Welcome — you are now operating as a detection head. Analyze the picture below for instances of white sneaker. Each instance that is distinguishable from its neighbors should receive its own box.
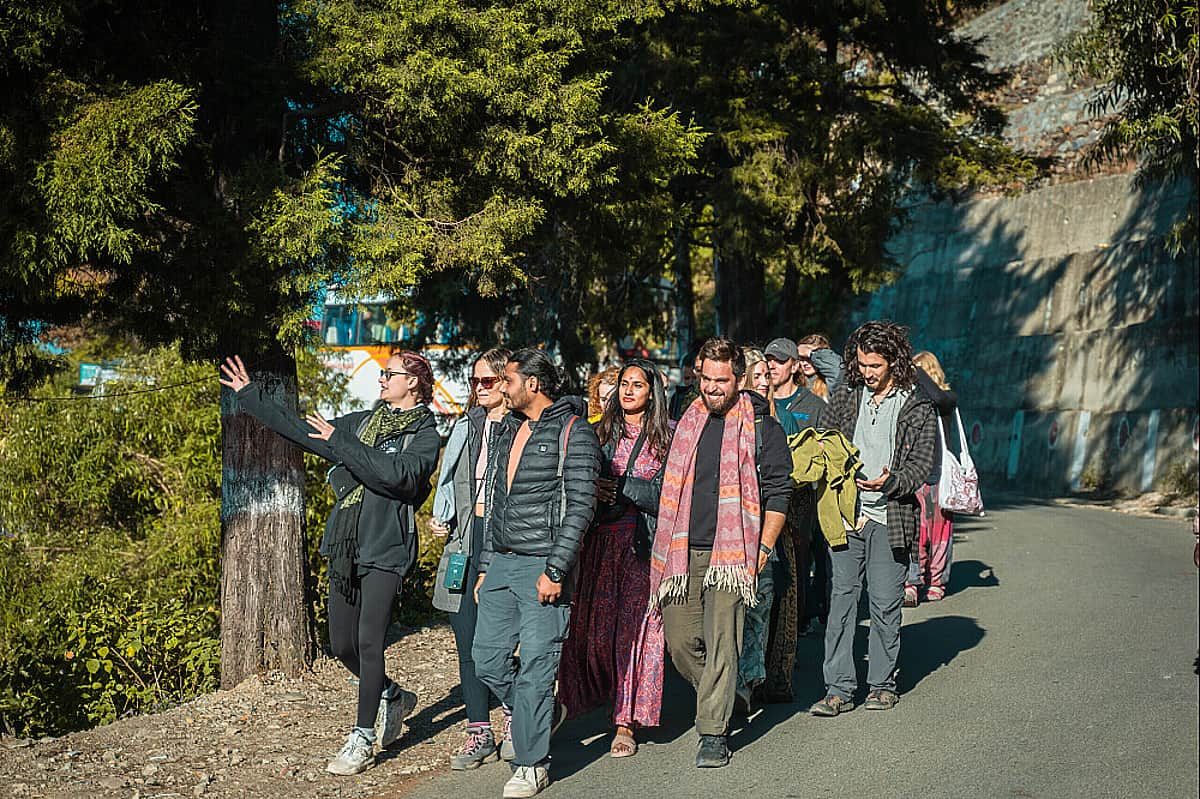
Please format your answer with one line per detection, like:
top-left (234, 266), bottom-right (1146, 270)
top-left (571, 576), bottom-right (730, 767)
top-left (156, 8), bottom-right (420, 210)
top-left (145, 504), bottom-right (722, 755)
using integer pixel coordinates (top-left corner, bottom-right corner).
top-left (326, 730), bottom-right (374, 776)
top-left (375, 688), bottom-right (418, 748)
top-left (502, 765), bottom-right (550, 798)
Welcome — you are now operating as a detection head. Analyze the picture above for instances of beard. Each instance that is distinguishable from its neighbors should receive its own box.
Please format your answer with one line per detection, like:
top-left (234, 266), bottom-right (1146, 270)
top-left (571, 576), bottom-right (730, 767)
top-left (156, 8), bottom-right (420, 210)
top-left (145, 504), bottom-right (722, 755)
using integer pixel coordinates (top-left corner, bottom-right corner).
top-left (701, 389), bottom-right (739, 416)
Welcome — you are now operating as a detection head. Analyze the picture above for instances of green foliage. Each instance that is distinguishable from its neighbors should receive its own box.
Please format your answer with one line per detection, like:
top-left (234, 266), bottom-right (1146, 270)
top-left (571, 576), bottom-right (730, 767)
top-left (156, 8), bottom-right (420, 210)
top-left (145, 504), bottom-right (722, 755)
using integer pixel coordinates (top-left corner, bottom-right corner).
top-left (1059, 0), bottom-right (1198, 248)
top-left (0, 345), bottom-right (222, 736)
top-left (63, 592), bottom-right (220, 727)
top-left (38, 82), bottom-right (197, 267)
top-left (1159, 460), bottom-right (1199, 500)
top-left (290, 0), bottom-right (706, 361)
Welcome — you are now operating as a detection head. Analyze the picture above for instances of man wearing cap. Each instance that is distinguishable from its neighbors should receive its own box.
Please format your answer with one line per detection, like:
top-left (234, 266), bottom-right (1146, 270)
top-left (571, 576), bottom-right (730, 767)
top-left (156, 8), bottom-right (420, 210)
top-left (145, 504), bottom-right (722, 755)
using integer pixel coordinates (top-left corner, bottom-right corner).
top-left (765, 337), bottom-right (842, 434)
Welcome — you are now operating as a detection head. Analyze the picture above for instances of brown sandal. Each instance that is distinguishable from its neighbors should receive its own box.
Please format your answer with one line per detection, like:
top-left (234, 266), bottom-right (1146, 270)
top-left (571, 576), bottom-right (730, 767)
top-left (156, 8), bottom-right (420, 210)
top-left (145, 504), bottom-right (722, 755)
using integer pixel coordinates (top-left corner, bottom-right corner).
top-left (610, 732), bottom-right (637, 758)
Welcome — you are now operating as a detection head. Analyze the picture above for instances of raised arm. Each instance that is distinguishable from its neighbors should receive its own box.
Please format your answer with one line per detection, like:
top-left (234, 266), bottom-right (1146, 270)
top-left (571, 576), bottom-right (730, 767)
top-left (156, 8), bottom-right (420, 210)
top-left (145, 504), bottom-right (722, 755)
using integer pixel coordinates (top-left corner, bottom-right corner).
top-left (807, 347), bottom-right (845, 393)
top-left (220, 356), bottom-right (345, 462)
top-left (328, 418), bottom-right (441, 504)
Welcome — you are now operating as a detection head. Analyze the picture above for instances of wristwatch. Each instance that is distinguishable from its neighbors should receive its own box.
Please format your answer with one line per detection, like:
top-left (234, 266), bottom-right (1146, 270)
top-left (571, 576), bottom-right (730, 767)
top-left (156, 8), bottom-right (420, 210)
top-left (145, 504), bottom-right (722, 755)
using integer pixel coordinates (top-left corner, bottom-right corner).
top-left (544, 565), bottom-right (566, 584)
top-left (758, 543), bottom-right (772, 556)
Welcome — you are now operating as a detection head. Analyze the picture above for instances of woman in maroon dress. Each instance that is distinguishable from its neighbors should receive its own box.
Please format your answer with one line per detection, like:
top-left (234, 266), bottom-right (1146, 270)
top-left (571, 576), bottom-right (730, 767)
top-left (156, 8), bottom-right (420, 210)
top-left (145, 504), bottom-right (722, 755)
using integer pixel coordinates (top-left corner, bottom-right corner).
top-left (558, 359), bottom-right (671, 758)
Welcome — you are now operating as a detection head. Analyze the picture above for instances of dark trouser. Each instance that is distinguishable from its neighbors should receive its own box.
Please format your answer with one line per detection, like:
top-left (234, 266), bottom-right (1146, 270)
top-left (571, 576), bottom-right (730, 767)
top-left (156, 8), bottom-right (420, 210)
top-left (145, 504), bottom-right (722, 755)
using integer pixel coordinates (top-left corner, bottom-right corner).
top-left (327, 567), bottom-right (403, 730)
top-left (662, 549), bottom-right (744, 737)
top-left (447, 517), bottom-right (493, 724)
top-left (472, 553), bottom-right (571, 767)
top-left (822, 520), bottom-right (907, 699)
top-left (810, 527), bottom-right (832, 621)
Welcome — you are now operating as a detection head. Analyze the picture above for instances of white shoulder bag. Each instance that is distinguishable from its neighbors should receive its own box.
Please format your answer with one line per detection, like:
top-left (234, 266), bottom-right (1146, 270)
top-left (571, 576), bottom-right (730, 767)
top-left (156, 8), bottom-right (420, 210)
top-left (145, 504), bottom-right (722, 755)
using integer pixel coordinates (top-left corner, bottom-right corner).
top-left (937, 409), bottom-right (983, 515)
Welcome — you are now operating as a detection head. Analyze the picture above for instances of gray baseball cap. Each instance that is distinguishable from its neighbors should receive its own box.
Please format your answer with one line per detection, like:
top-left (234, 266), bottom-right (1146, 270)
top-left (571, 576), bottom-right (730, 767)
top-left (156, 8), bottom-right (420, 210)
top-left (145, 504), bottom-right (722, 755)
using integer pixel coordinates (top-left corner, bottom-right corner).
top-left (763, 337), bottom-right (799, 361)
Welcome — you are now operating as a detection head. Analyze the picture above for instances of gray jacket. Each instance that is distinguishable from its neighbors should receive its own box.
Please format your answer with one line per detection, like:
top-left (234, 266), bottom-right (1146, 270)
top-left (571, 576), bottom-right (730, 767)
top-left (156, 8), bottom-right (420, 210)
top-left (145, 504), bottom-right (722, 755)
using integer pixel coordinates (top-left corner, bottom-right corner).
top-left (432, 406), bottom-right (502, 612)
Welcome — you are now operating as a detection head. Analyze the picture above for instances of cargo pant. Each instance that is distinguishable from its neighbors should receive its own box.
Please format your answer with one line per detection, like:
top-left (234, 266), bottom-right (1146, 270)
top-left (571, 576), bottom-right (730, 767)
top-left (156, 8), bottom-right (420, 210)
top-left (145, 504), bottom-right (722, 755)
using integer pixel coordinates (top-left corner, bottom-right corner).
top-left (662, 549), bottom-right (745, 736)
top-left (472, 552), bottom-right (571, 767)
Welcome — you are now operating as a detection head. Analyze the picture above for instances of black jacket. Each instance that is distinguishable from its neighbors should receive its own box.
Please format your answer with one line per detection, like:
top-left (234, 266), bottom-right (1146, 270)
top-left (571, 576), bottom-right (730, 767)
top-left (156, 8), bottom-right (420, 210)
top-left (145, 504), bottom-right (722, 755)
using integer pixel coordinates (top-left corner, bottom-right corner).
top-left (481, 395), bottom-right (601, 576)
top-left (236, 383), bottom-right (440, 577)
top-left (597, 428), bottom-right (668, 557)
top-left (686, 391), bottom-right (794, 549)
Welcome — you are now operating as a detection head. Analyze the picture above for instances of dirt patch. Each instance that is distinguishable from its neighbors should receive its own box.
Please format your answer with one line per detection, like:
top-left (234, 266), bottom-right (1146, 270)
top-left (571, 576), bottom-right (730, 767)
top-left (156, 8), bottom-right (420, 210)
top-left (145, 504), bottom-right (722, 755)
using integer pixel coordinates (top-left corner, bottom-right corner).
top-left (0, 624), bottom-right (486, 798)
top-left (1052, 490), bottom-right (1198, 521)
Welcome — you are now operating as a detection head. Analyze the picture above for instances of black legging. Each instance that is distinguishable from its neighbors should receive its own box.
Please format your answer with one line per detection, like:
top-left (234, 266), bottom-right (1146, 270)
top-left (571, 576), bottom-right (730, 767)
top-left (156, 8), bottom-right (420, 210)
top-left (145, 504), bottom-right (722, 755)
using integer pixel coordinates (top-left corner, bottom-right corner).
top-left (328, 567), bottom-right (402, 730)
top-left (447, 516), bottom-right (491, 723)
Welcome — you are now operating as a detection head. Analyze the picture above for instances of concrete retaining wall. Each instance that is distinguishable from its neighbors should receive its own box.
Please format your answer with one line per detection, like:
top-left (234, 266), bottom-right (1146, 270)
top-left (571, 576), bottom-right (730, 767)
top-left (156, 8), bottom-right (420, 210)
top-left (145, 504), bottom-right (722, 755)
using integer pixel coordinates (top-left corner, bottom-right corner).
top-left (863, 173), bottom-right (1198, 497)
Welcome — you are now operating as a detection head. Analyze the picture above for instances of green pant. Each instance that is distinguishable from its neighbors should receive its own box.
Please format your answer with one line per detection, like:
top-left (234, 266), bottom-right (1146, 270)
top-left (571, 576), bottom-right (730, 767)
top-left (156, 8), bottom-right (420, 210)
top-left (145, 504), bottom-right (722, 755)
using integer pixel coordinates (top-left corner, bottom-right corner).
top-left (662, 549), bottom-right (745, 736)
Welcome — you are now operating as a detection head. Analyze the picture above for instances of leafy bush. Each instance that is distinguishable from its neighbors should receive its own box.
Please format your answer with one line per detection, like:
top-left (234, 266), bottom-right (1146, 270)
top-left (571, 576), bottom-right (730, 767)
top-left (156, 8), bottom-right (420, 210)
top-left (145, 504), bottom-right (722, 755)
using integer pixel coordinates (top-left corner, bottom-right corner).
top-left (63, 591), bottom-right (220, 726)
top-left (0, 346), bottom-right (222, 736)
top-left (0, 341), bottom-right (448, 737)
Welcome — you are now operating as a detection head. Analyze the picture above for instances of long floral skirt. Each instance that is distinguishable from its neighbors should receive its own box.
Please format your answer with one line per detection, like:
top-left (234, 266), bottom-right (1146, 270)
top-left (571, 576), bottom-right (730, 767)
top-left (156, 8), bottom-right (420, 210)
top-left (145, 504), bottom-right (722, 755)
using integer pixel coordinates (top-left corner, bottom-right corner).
top-left (557, 516), bottom-right (665, 728)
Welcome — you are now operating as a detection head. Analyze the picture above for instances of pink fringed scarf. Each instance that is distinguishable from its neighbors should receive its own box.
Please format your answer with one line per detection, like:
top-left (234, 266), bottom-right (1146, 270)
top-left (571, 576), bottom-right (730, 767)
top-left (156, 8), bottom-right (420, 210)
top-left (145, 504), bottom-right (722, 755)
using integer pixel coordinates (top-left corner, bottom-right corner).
top-left (648, 392), bottom-right (762, 608)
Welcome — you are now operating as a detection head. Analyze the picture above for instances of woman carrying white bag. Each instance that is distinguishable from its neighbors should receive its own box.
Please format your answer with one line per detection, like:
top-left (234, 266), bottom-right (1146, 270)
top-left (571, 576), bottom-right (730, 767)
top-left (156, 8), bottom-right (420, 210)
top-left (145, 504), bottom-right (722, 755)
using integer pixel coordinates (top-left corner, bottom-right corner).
top-left (904, 351), bottom-right (976, 606)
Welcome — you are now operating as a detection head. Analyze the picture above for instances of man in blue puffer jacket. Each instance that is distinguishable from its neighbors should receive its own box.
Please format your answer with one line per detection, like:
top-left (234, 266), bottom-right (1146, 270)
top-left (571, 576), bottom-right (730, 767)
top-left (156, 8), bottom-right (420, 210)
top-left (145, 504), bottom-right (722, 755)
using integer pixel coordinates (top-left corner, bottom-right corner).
top-left (472, 348), bottom-right (601, 799)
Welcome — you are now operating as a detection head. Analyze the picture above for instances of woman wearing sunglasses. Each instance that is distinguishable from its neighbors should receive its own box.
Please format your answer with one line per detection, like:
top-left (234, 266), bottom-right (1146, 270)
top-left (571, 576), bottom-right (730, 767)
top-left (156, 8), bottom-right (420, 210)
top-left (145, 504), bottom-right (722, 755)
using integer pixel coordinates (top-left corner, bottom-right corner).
top-left (557, 359), bottom-right (672, 758)
top-left (219, 349), bottom-right (440, 776)
top-left (430, 348), bottom-right (516, 770)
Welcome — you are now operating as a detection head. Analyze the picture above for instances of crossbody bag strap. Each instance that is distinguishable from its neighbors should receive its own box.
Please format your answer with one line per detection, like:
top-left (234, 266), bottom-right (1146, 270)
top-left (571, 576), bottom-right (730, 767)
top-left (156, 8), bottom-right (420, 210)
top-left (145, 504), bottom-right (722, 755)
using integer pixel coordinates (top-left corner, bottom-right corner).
top-left (953, 408), bottom-right (970, 458)
top-left (557, 415), bottom-right (579, 522)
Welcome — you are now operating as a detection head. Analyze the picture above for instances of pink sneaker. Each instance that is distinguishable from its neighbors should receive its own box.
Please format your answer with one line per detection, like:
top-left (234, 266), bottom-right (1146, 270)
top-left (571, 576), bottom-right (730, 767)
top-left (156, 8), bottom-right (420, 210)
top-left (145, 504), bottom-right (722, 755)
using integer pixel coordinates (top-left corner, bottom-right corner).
top-left (903, 585), bottom-right (919, 608)
top-left (925, 585), bottom-right (945, 601)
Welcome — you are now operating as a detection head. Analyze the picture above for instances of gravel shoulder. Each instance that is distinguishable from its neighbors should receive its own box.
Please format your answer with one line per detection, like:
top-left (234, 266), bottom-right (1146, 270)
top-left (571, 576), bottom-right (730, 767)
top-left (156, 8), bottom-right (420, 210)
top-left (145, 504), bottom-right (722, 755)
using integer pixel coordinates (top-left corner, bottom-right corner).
top-left (0, 624), bottom-right (492, 799)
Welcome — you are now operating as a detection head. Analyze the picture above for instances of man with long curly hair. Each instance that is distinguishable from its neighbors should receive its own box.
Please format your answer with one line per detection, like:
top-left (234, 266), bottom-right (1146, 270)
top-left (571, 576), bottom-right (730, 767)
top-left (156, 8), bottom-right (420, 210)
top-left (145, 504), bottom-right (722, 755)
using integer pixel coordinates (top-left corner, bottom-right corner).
top-left (809, 321), bottom-right (939, 716)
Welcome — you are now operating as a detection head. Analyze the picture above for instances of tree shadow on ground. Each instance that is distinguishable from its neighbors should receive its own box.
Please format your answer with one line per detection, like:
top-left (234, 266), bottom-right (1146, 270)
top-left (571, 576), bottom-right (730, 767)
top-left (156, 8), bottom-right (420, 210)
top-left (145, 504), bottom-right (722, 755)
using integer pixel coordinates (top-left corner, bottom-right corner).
top-left (548, 664), bottom-right (697, 780)
top-left (899, 615), bottom-right (986, 693)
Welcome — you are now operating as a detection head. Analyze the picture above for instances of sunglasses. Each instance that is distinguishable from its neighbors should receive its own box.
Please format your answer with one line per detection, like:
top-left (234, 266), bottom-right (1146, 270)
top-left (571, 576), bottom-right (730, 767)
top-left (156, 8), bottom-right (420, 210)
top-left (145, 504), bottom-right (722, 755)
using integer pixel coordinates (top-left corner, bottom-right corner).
top-left (469, 376), bottom-right (502, 389)
top-left (380, 369), bottom-right (413, 381)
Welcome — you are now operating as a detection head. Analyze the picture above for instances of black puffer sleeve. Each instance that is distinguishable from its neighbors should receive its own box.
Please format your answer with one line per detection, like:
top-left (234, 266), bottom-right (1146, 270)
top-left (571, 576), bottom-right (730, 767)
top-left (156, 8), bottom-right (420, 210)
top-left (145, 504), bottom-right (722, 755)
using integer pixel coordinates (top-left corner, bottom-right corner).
top-left (546, 419), bottom-right (602, 574)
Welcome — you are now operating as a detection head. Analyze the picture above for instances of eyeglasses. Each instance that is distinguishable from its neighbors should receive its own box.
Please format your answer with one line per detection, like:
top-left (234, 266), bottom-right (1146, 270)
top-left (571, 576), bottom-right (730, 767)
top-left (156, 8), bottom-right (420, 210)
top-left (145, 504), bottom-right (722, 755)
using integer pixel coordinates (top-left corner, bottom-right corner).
top-left (380, 369), bottom-right (413, 381)
top-left (469, 376), bottom-right (502, 390)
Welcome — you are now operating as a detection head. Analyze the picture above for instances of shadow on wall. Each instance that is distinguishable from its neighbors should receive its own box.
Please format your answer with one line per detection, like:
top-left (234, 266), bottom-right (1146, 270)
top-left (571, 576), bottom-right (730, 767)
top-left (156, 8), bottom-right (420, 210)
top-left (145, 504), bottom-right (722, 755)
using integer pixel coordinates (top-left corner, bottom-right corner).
top-left (861, 173), bottom-right (1198, 498)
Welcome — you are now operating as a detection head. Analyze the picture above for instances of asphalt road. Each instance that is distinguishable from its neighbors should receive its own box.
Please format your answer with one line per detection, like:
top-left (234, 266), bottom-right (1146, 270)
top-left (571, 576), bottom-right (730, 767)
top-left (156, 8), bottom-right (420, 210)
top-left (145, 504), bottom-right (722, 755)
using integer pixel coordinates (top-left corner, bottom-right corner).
top-left (399, 500), bottom-right (1199, 799)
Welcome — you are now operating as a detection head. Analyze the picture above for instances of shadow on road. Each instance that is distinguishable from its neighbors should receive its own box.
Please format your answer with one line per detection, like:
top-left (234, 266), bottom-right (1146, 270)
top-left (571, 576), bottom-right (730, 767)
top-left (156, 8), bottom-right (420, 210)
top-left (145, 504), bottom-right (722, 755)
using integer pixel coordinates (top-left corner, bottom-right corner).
top-left (548, 666), bottom-right (697, 781)
top-left (899, 615), bottom-right (986, 692)
top-left (948, 559), bottom-right (1000, 597)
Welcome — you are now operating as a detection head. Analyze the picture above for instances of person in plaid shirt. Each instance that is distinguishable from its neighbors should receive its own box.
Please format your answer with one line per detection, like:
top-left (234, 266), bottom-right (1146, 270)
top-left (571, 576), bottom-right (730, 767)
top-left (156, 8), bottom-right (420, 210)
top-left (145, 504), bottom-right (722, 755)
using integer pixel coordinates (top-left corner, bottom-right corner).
top-left (809, 321), bottom-right (940, 716)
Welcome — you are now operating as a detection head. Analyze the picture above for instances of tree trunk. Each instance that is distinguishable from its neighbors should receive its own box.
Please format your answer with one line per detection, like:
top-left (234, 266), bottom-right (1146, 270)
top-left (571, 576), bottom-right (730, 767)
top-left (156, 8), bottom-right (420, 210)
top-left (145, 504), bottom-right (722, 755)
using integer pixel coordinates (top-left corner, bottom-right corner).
top-left (219, 347), bottom-right (313, 687)
top-left (714, 246), bottom-right (767, 344)
top-left (672, 223), bottom-right (696, 361)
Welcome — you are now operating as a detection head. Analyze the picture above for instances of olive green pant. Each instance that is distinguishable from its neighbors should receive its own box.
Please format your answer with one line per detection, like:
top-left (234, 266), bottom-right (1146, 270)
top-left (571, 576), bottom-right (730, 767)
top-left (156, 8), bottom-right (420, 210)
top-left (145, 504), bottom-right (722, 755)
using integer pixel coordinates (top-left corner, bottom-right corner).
top-left (662, 549), bottom-right (745, 736)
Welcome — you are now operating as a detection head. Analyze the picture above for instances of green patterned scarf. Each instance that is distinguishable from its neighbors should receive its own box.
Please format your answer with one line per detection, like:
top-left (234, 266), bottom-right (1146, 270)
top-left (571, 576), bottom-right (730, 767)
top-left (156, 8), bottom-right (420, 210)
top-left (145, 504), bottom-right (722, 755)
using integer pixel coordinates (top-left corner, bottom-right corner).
top-left (329, 404), bottom-right (430, 601)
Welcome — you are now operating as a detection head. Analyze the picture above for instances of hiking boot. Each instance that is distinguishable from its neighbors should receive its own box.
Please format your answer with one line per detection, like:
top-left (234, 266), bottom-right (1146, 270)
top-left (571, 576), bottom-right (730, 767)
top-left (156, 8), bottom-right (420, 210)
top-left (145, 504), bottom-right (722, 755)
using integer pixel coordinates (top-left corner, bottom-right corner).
top-left (863, 689), bottom-right (898, 710)
top-left (809, 694), bottom-right (854, 716)
top-left (375, 688), bottom-right (418, 748)
top-left (502, 764), bottom-right (550, 798)
top-left (498, 710), bottom-right (515, 761)
top-left (695, 734), bottom-right (730, 768)
top-left (449, 725), bottom-right (498, 770)
top-left (326, 729), bottom-right (374, 776)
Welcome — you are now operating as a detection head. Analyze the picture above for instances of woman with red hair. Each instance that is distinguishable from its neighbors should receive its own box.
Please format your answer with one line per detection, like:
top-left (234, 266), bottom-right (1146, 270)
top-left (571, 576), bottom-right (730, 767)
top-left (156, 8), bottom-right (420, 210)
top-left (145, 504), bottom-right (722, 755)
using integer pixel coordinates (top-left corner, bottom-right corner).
top-left (220, 348), bottom-right (440, 776)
